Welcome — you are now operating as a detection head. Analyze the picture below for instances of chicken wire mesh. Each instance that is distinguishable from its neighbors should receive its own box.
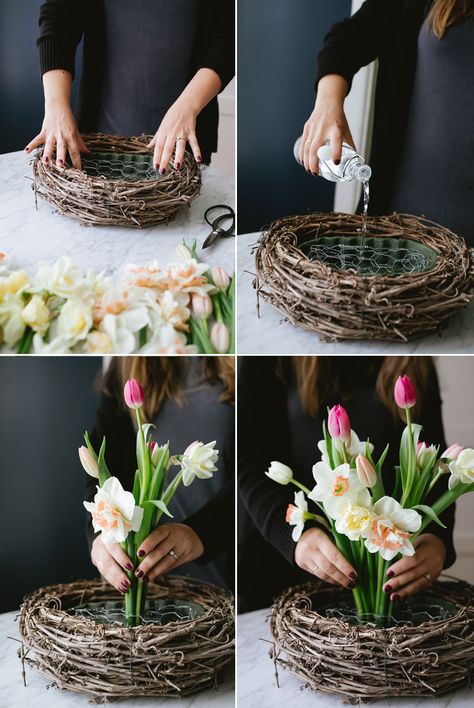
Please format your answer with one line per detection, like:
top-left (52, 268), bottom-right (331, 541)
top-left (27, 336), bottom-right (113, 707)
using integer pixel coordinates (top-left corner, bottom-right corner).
top-left (72, 598), bottom-right (205, 626)
top-left (77, 151), bottom-right (161, 182)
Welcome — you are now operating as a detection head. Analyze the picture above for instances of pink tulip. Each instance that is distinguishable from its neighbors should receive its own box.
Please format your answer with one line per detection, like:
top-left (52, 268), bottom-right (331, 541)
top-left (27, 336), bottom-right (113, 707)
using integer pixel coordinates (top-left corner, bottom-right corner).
top-left (394, 375), bottom-right (416, 409)
top-left (328, 404), bottom-right (351, 442)
top-left (442, 443), bottom-right (464, 460)
top-left (210, 322), bottom-right (230, 353)
top-left (356, 455), bottom-right (377, 488)
top-left (192, 293), bottom-right (212, 319)
top-left (78, 446), bottom-right (99, 478)
top-left (211, 266), bottom-right (230, 290)
top-left (124, 379), bottom-right (144, 409)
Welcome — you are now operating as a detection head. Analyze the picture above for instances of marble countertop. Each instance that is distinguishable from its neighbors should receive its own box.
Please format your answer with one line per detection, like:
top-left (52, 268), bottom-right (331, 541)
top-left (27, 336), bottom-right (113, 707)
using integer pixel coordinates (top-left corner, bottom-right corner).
top-left (0, 610), bottom-right (234, 708)
top-left (237, 232), bottom-right (474, 354)
top-left (0, 151), bottom-right (235, 275)
top-left (237, 607), bottom-right (473, 708)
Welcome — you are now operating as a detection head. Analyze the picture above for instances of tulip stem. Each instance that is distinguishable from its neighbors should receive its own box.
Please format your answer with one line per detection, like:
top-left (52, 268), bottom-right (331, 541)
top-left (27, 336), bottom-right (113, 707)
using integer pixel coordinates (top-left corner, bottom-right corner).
top-left (291, 479), bottom-right (311, 496)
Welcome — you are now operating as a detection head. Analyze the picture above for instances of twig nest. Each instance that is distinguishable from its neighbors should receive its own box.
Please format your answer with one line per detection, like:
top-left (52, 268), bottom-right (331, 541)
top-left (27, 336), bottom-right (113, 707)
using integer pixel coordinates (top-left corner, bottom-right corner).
top-left (270, 576), bottom-right (474, 702)
top-left (255, 213), bottom-right (474, 342)
top-left (19, 577), bottom-right (234, 700)
top-left (33, 133), bottom-right (202, 228)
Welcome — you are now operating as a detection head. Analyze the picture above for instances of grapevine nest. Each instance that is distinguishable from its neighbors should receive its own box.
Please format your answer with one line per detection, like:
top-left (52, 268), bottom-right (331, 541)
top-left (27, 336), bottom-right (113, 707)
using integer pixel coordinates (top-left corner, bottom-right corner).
top-left (270, 576), bottom-right (474, 703)
top-left (255, 213), bottom-right (474, 342)
top-left (18, 576), bottom-right (234, 701)
top-left (32, 133), bottom-right (202, 228)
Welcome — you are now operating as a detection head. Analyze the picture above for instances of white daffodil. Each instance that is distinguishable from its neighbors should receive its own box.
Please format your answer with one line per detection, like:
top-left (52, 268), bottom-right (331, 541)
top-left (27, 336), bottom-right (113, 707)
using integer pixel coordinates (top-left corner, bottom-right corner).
top-left (364, 496), bottom-right (421, 561)
top-left (286, 491), bottom-right (308, 541)
top-left (21, 294), bottom-right (51, 335)
top-left (0, 291), bottom-right (26, 347)
top-left (83, 477), bottom-right (143, 544)
top-left (98, 302), bottom-right (149, 354)
top-left (180, 441), bottom-right (219, 487)
top-left (164, 259), bottom-right (215, 297)
top-left (448, 448), bottom-right (474, 489)
top-left (139, 323), bottom-right (197, 354)
top-left (32, 333), bottom-right (71, 353)
top-left (57, 298), bottom-right (93, 344)
top-left (83, 331), bottom-right (114, 353)
top-left (34, 257), bottom-right (88, 299)
top-left (154, 290), bottom-right (190, 331)
top-left (317, 429), bottom-right (374, 464)
top-left (335, 503), bottom-right (374, 541)
top-left (309, 461), bottom-right (370, 519)
top-left (265, 461), bottom-right (294, 485)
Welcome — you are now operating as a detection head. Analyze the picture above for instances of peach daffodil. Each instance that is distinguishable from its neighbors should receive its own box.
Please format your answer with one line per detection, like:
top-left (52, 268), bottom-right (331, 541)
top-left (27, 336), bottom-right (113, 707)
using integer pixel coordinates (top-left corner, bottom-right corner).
top-left (286, 491), bottom-right (308, 541)
top-left (84, 477), bottom-right (143, 544)
top-left (364, 496), bottom-right (421, 560)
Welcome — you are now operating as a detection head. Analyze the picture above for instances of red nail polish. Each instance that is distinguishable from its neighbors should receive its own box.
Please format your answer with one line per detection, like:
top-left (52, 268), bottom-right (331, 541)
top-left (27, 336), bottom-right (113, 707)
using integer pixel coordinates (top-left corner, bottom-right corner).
top-left (175, 162), bottom-right (181, 169)
top-left (44, 156), bottom-right (49, 162)
top-left (392, 593), bottom-right (400, 601)
top-left (160, 168), bottom-right (166, 175)
top-left (137, 550), bottom-right (145, 558)
top-left (334, 159), bottom-right (341, 165)
top-left (196, 156), bottom-right (202, 163)
top-left (126, 563), bottom-right (133, 571)
top-left (135, 569), bottom-right (143, 578)
top-left (349, 572), bottom-right (357, 580)
top-left (384, 584), bottom-right (392, 593)
top-left (386, 570), bottom-right (394, 579)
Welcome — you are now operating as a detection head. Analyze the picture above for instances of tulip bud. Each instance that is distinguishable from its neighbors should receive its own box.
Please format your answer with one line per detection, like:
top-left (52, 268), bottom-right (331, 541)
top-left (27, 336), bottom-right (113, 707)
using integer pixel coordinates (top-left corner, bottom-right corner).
top-left (192, 293), bottom-right (213, 319)
top-left (328, 404), bottom-right (351, 442)
top-left (211, 266), bottom-right (230, 290)
top-left (394, 374), bottom-right (416, 409)
top-left (442, 443), bottom-right (464, 460)
top-left (124, 378), bottom-right (144, 409)
top-left (148, 441), bottom-right (158, 465)
top-left (210, 322), bottom-right (230, 353)
top-left (78, 446), bottom-right (99, 478)
top-left (356, 454), bottom-right (377, 488)
top-left (176, 243), bottom-right (192, 260)
top-left (266, 461), bottom-right (294, 485)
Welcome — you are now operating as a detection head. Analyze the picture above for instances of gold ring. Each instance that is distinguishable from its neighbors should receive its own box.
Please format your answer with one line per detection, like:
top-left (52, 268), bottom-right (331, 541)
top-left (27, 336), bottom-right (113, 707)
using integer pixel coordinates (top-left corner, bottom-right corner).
top-left (423, 572), bottom-right (432, 583)
top-left (175, 137), bottom-right (186, 143)
top-left (169, 549), bottom-right (179, 561)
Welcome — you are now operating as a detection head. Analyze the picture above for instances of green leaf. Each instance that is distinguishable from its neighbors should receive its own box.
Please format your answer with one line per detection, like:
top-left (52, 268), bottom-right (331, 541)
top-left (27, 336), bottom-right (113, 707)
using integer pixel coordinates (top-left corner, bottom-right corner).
top-left (83, 431), bottom-right (98, 461)
top-left (97, 436), bottom-right (111, 487)
top-left (322, 420), bottom-right (335, 470)
top-left (412, 504), bottom-right (446, 529)
top-left (145, 499), bottom-right (174, 518)
top-left (400, 423), bottom-right (422, 473)
top-left (132, 470), bottom-right (141, 505)
top-left (376, 444), bottom-right (390, 474)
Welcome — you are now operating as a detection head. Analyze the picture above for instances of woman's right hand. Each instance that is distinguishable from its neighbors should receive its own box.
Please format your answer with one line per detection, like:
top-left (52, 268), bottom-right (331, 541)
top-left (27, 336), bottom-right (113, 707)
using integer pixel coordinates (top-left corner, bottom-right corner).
top-left (295, 527), bottom-right (357, 589)
top-left (24, 69), bottom-right (89, 169)
top-left (299, 73), bottom-right (355, 175)
top-left (90, 535), bottom-right (134, 596)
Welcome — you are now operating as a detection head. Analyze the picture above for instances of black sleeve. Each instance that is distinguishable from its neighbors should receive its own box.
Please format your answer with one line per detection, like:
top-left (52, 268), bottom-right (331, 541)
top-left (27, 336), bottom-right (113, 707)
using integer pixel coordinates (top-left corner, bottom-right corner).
top-left (237, 357), bottom-right (301, 565)
top-left (417, 365), bottom-right (456, 568)
top-left (198, 0), bottom-right (235, 90)
top-left (315, 0), bottom-right (398, 91)
top-left (37, 0), bottom-right (90, 78)
top-left (84, 379), bottom-right (136, 554)
top-left (184, 477), bottom-right (234, 563)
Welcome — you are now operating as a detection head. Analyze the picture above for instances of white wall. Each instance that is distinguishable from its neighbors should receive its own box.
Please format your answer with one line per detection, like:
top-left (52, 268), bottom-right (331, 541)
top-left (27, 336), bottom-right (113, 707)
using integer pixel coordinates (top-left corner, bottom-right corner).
top-left (213, 78), bottom-right (235, 176)
top-left (436, 357), bottom-right (474, 582)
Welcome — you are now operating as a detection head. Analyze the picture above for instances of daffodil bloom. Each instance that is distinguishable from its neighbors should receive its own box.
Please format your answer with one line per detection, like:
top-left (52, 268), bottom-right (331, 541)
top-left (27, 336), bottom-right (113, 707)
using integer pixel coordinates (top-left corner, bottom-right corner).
top-left (448, 448), bottom-right (474, 489)
top-left (364, 496), bottom-right (421, 560)
top-left (180, 441), bottom-right (219, 487)
top-left (286, 491), bottom-right (308, 541)
top-left (309, 461), bottom-right (370, 519)
top-left (335, 503), bottom-right (374, 541)
top-left (84, 477), bottom-right (143, 544)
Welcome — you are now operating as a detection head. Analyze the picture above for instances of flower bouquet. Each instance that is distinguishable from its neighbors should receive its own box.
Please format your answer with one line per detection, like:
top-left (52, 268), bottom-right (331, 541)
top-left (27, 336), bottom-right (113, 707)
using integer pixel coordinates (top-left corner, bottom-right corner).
top-left (80, 377), bottom-right (218, 626)
top-left (0, 241), bottom-right (234, 354)
top-left (267, 375), bottom-right (474, 623)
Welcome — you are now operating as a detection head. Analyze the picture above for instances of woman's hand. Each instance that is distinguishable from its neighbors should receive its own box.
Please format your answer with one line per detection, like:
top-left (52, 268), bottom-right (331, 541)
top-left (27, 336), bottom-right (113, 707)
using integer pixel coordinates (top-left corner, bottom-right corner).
top-left (24, 69), bottom-right (89, 169)
top-left (295, 527), bottom-right (358, 589)
top-left (90, 535), bottom-right (134, 595)
top-left (147, 97), bottom-right (202, 174)
top-left (299, 74), bottom-right (355, 175)
top-left (383, 533), bottom-right (446, 601)
top-left (134, 523), bottom-right (204, 583)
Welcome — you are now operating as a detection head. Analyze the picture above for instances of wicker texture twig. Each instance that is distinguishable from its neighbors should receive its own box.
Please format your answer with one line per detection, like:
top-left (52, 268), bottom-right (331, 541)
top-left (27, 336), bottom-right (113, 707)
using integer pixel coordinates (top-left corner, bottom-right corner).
top-left (270, 576), bottom-right (474, 702)
top-left (19, 577), bottom-right (234, 700)
top-left (33, 134), bottom-right (202, 228)
top-left (255, 213), bottom-right (474, 342)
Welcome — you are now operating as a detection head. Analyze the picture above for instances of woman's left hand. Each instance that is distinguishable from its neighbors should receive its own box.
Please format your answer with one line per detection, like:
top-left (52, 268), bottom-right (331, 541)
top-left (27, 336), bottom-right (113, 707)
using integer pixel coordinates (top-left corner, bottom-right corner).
top-left (383, 533), bottom-right (446, 601)
top-left (134, 523), bottom-right (204, 583)
top-left (147, 98), bottom-right (202, 174)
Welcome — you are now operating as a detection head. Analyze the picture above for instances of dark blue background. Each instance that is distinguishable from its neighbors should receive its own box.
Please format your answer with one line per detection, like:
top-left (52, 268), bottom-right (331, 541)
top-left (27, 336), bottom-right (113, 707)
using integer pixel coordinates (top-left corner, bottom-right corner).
top-left (237, 0), bottom-right (351, 233)
top-left (0, 358), bottom-right (102, 612)
top-left (0, 0), bottom-right (82, 154)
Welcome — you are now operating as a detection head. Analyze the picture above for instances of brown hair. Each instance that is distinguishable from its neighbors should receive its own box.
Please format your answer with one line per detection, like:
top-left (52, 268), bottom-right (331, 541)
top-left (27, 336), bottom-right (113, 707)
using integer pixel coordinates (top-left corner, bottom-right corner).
top-left (292, 356), bottom-right (433, 420)
top-left (105, 357), bottom-right (235, 421)
top-left (428, 0), bottom-right (472, 38)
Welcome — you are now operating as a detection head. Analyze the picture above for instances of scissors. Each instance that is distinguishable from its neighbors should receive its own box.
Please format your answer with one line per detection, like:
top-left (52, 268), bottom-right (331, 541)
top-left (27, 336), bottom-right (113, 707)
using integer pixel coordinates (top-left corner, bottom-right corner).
top-left (202, 204), bottom-right (235, 248)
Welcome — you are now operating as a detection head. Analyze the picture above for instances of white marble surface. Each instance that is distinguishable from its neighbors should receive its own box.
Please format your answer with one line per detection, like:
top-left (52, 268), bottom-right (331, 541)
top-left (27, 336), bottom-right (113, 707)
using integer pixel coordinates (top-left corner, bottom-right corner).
top-left (237, 233), bottom-right (474, 354)
top-left (237, 607), bottom-right (473, 708)
top-left (0, 610), bottom-right (234, 708)
top-left (0, 151), bottom-right (235, 275)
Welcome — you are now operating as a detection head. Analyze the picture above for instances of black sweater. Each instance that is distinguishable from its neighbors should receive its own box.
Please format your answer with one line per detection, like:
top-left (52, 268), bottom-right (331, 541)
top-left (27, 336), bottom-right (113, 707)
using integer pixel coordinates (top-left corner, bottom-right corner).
top-left (316, 0), bottom-right (434, 215)
top-left (37, 0), bottom-right (235, 161)
top-left (238, 357), bottom-right (456, 611)
top-left (85, 364), bottom-right (235, 590)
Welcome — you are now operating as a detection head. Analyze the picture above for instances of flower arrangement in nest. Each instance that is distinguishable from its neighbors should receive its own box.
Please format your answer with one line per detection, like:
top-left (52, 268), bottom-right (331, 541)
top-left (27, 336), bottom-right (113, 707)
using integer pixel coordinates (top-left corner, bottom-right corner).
top-left (0, 242), bottom-right (234, 354)
top-left (266, 374), bottom-right (474, 621)
top-left (32, 133), bottom-right (202, 227)
top-left (80, 377), bottom-right (219, 625)
top-left (255, 212), bottom-right (474, 342)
